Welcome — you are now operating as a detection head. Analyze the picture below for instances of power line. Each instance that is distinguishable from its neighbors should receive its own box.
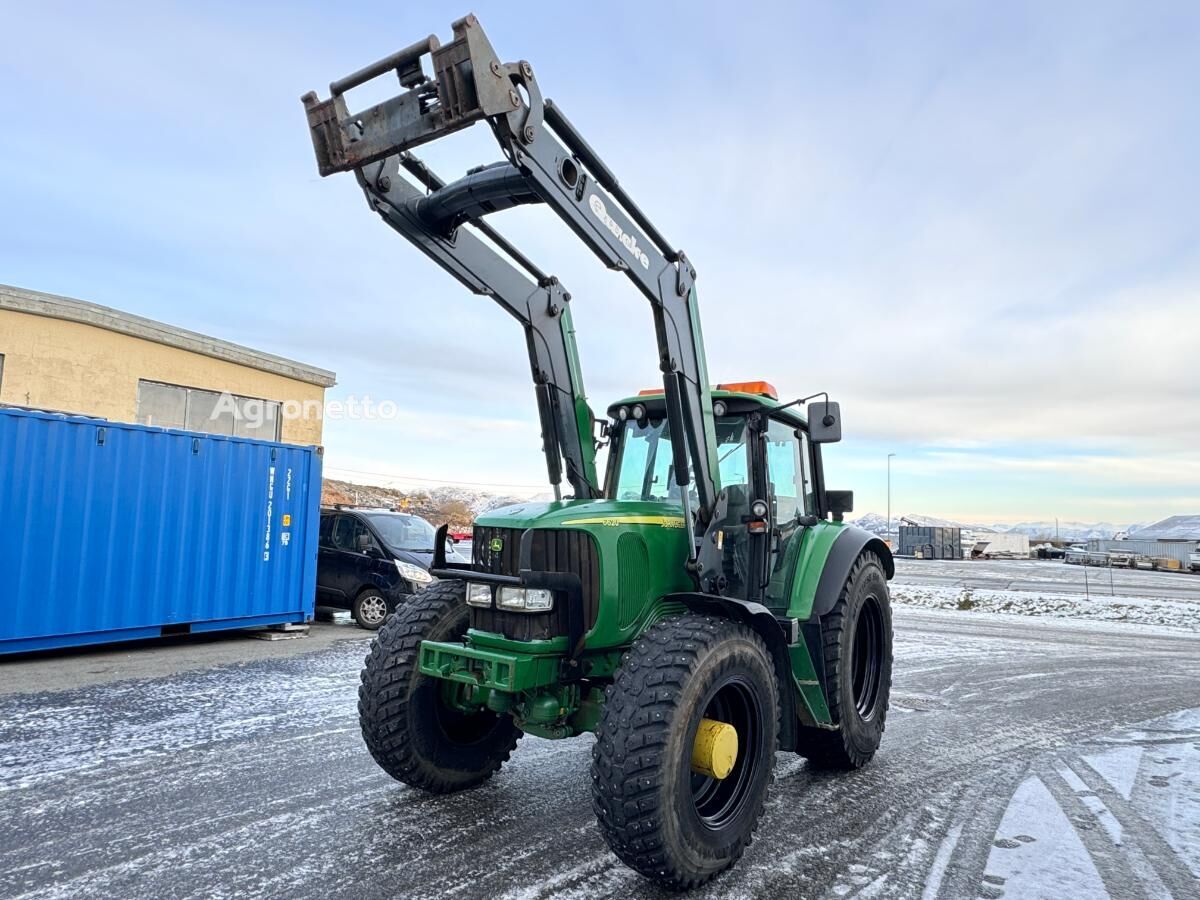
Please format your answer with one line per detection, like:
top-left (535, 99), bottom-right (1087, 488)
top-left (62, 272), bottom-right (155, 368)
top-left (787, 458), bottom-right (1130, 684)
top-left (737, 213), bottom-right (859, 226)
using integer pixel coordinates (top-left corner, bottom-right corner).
top-left (324, 465), bottom-right (548, 490)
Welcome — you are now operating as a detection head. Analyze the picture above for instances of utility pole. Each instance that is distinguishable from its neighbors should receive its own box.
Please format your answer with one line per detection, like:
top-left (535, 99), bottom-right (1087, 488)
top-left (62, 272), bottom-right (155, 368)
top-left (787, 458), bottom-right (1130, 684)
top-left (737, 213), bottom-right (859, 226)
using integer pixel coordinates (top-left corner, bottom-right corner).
top-left (887, 453), bottom-right (897, 544)
top-left (1056, 517), bottom-right (1060, 542)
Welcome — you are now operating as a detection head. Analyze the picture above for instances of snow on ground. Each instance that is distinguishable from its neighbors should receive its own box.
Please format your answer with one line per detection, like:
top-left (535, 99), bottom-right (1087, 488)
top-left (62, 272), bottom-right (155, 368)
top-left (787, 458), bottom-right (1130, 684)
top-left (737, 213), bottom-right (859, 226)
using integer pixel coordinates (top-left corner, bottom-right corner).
top-left (891, 584), bottom-right (1200, 631)
top-left (892, 559), bottom-right (1200, 631)
top-left (980, 708), bottom-right (1200, 898)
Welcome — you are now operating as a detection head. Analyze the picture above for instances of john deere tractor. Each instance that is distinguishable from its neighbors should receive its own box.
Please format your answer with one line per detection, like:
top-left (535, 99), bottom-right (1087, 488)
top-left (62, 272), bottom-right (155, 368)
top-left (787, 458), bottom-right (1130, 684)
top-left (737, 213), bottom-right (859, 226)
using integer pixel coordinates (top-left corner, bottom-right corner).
top-left (303, 16), bottom-right (894, 889)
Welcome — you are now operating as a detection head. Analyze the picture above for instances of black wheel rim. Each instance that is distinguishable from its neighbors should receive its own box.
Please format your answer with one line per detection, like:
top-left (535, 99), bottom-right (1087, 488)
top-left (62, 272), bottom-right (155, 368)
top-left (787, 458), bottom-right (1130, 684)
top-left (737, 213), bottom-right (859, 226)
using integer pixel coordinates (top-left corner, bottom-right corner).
top-left (426, 624), bottom-right (500, 746)
top-left (852, 594), bottom-right (885, 719)
top-left (690, 675), bottom-right (764, 831)
top-left (431, 687), bottom-right (500, 744)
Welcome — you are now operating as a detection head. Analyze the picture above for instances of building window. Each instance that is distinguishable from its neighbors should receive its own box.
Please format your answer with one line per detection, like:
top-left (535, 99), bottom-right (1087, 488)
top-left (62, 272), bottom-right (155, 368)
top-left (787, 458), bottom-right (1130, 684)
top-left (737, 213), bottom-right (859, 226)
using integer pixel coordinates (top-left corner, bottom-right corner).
top-left (0, 353), bottom-right (5, 397)
top-left (136, 380), bottom-right (281, 441)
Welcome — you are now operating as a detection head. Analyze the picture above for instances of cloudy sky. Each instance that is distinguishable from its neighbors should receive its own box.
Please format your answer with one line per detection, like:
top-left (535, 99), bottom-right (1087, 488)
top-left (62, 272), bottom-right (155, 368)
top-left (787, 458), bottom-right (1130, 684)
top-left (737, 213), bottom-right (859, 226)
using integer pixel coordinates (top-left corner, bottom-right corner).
top-left (2, 1), bottom-right (1197, 525)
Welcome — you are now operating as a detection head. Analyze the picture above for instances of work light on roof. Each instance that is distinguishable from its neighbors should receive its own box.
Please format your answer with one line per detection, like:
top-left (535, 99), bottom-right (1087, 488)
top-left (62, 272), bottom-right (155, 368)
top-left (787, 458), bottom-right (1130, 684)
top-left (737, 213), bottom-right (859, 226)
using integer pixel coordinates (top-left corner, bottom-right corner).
top-left (716, 381), bottom-right (779, 400)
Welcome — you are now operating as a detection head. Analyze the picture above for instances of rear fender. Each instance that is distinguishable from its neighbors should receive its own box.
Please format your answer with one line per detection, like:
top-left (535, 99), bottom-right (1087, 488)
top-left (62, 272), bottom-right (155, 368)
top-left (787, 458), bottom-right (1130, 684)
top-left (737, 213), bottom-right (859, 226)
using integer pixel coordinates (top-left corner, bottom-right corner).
top-left (788, 524), bottom-right (894, 622)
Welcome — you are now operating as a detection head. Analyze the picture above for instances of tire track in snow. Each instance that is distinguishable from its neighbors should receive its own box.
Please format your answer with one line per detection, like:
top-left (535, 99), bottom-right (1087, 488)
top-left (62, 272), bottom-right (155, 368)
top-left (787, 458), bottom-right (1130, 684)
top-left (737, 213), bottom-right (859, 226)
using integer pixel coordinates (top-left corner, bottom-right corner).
top-left (1065, 757), bottom-right (1199, 896)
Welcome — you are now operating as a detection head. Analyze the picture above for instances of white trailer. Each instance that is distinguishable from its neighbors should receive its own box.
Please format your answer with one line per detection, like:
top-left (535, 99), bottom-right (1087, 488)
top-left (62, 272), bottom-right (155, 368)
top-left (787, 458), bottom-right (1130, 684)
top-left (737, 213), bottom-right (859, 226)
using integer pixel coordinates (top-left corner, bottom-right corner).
top-left (971, 532), bottom-right (1032, 559)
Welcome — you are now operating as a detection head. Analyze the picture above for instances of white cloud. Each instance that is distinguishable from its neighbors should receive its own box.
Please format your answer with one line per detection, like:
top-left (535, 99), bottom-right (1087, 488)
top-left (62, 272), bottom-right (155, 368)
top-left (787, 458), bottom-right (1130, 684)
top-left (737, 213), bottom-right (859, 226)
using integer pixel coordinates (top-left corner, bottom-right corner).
top-left (2, 1), bottom-right (1197, 520)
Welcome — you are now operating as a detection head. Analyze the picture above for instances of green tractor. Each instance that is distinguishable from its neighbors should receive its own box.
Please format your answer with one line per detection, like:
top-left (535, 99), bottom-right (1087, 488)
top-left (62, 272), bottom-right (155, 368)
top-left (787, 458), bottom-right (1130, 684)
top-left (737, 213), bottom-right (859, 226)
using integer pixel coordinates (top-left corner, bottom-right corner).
top-left (303, 15), bottom-right (894, 889)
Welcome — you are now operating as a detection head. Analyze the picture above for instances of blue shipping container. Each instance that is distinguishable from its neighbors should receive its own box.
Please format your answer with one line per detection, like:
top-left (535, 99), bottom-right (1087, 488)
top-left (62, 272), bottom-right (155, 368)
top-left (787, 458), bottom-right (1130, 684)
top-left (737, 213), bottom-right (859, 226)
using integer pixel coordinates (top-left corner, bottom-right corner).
top-left (0, 407), bottom-right (322, 654)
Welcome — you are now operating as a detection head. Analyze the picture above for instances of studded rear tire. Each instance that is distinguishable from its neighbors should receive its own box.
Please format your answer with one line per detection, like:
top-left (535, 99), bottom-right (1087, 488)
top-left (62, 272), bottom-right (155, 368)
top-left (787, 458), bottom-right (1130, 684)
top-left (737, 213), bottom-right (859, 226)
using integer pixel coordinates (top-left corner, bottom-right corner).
top-left (796, 552), bottom-right (893, 769)
top-left (358, 580), bottom-right (520, 793)
top-left (591, 615), bottom-right (779, 890)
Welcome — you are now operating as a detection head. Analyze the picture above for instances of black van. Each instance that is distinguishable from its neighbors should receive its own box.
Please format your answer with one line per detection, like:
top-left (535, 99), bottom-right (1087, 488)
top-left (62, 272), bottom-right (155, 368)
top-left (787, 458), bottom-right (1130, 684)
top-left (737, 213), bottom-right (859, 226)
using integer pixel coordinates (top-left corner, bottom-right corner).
top-left (316, 507), bottom-right (466, 629)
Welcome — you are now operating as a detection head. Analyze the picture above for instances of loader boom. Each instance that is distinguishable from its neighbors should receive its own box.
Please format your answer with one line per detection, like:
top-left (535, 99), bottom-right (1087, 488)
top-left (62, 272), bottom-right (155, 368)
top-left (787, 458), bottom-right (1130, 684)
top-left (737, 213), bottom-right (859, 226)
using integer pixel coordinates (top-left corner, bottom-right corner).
top-left (302, 14), bottom-right (720, 536)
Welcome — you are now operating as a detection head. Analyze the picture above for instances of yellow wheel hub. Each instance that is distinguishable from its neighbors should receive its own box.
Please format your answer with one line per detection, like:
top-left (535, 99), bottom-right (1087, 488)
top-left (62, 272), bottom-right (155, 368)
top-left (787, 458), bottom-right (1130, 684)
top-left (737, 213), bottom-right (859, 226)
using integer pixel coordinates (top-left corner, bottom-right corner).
top-left (690, 718), bottom-right (739, 780)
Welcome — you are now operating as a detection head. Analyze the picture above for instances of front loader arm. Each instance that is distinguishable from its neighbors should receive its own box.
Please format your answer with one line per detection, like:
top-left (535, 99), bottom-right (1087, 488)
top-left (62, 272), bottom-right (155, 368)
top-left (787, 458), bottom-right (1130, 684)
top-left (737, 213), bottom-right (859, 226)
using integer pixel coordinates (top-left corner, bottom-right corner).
top-left (302, 14), bottom-right (720, 537)
top-left (352, 153), bottom-right (599, 500)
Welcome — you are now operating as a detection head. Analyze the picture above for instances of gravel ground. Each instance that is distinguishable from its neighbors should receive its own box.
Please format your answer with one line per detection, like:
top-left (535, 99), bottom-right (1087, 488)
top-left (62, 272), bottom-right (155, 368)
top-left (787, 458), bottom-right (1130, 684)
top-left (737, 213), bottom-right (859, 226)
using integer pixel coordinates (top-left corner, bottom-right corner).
top-left (1, 600), bottom-right (1197, 899)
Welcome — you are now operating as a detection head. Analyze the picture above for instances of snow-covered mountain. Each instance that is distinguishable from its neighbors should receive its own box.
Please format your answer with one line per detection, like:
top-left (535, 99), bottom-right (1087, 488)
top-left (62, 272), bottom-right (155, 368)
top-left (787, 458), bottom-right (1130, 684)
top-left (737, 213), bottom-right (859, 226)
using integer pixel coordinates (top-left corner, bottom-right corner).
top-left (321, 478), bottom-right (549, 527)
top-left (851, 512), bottom-right (1132, 543)
top-left (995, 521), bottom-right (1133, 542)
top-left (851, 512), bottom-right (994, 542)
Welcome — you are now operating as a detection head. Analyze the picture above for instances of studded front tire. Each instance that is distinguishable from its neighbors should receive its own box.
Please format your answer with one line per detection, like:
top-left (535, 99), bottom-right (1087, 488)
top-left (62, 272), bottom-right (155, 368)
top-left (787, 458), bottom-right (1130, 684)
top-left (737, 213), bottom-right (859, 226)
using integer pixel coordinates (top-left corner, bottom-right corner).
top-left (591, 615), bottom-right (779, 890)
top-left (358, 580), bottom-right (520, 793)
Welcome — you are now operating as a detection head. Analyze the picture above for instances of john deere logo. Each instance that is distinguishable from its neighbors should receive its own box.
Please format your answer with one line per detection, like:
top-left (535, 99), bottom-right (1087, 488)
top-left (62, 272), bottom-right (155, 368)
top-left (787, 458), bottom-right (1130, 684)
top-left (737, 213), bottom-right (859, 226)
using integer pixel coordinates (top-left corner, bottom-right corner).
top-left (488, 537), bottom-right (504, 553)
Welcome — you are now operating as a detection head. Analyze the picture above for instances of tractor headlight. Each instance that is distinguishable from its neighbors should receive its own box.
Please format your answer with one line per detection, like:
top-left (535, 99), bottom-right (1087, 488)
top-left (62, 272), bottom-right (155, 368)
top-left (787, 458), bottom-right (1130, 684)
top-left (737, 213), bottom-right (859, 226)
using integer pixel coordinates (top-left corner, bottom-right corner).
top-left (396, 560), bottom-right (433, 584)
top-left (466, 583), bottom-right (493, 607)
top-left (497, 587), bottom-right (554, 612)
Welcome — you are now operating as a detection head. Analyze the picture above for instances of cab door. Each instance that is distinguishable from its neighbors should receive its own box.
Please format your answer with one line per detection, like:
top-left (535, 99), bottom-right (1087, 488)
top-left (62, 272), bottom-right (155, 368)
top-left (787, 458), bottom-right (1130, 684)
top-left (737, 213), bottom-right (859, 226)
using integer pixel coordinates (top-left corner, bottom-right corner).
top-left (761, 418), bottom-right (814, 612)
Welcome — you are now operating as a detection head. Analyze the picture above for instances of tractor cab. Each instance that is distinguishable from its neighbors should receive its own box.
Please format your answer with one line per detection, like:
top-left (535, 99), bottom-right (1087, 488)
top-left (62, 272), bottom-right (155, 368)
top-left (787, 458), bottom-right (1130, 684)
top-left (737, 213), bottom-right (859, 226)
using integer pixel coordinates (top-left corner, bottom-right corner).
top-left (606, 381), bottom-right (839, 611)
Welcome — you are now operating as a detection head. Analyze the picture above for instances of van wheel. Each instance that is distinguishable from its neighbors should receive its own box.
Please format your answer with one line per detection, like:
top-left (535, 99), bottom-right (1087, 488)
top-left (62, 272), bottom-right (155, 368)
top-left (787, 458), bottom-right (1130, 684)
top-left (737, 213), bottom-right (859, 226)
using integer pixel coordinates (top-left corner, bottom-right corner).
top-left (353, 589), bottom-right (390, 630)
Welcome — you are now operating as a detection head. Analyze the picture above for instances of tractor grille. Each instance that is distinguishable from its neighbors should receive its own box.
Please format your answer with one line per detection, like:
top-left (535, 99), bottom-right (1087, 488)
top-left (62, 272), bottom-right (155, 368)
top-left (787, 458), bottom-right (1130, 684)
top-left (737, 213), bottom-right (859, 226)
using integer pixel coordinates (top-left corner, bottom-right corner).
top-left (469, 526), bottom-right (600, 642)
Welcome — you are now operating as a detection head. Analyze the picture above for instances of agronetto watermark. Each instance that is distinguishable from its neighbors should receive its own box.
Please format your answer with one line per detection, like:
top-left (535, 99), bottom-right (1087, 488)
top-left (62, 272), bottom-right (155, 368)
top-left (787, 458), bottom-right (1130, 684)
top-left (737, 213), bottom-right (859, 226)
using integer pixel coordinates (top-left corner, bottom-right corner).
top-left (211, 392), bottom-right (402, 430)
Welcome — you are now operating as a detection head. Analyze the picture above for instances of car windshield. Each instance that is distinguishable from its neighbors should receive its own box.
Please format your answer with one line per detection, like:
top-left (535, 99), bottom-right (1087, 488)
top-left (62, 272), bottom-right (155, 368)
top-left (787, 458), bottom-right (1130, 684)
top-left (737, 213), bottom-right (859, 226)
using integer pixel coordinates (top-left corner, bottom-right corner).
top-left (362, 513), bottom-right (438, 552)
top-left (612, 416), bottom-right (749, 502)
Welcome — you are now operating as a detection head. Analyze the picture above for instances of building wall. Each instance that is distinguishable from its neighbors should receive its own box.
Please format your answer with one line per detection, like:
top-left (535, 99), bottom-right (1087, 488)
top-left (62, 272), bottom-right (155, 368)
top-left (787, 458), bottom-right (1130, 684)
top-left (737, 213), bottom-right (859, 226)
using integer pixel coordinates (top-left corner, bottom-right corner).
top-left (0, 309), bottom-right (326, 445)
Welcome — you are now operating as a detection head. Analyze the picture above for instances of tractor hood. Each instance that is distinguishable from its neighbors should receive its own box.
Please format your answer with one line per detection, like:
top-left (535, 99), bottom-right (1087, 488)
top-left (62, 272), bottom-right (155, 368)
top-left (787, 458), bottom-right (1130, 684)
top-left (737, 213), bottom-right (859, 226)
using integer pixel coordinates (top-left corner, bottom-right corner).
top-left (474, 498), bottom-right (688, 532)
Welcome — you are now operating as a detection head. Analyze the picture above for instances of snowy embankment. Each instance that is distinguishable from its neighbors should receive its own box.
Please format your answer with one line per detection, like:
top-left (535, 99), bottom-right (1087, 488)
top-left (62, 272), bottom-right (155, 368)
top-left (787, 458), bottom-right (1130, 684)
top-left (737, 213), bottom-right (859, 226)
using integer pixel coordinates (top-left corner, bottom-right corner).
top-left (891, 584), bottom-right (1200, 632)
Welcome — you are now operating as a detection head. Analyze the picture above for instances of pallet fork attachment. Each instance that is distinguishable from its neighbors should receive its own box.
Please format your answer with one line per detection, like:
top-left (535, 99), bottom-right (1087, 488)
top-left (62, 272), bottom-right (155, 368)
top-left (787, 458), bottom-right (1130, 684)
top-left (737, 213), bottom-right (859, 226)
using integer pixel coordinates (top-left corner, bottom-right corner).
top-left (303, 14), bottom-right (720, 537)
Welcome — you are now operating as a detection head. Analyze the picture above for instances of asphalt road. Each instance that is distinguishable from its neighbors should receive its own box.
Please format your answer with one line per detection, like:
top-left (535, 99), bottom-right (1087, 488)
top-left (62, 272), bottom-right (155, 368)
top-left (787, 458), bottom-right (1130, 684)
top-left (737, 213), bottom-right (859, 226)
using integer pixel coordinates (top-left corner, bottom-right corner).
top-left (2, 609), bottom-right (1198, 899)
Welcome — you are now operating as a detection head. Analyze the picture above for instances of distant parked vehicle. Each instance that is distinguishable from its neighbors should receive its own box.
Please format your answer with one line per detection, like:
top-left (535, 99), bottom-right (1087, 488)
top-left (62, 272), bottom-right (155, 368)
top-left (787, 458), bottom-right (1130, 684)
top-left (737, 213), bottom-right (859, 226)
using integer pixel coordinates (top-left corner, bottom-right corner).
top-left (1190, 550), bottom-right (1200, 573)
top-left (316, 507), bottom-right (465, 629)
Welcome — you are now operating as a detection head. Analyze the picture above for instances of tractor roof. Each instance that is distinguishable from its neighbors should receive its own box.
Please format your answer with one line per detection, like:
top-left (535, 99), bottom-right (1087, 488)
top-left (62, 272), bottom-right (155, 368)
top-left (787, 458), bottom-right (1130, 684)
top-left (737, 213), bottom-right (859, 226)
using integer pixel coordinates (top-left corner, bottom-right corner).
top-left (608, 385), bottom-right (809, 427)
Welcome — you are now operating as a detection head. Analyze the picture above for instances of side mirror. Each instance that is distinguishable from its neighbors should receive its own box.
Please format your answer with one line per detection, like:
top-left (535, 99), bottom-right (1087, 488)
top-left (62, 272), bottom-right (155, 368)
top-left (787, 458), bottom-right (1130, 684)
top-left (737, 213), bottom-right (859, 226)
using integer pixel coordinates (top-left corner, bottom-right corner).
top-left (827, 490), bottom-right (854, 522)
top-left (809, 401), bottom-right (842, 443)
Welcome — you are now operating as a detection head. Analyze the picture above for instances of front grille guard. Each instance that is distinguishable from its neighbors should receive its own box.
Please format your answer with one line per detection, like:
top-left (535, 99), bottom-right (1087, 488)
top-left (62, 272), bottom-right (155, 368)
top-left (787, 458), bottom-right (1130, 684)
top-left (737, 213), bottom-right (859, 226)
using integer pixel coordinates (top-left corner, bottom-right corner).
top-left (429, 524), bottom-right (587, 671)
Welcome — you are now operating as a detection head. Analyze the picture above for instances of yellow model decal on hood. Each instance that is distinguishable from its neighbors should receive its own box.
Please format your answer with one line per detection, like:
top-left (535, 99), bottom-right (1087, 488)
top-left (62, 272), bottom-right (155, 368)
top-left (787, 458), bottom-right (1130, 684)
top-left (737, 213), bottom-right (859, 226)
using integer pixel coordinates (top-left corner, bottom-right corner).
top-left (559, 515), bottom-right (686, 528)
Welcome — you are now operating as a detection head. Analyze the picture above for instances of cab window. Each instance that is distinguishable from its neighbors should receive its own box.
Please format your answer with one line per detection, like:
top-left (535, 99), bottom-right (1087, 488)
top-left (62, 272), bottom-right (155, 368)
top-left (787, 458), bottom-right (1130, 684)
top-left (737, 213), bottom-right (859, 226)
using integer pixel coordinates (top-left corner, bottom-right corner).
top-left (612, 416), bottom-right (749, 502)
top-left (764, 419), bottom-right (812, 611)
top-left (765, 418), bottom-right (812, 520)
